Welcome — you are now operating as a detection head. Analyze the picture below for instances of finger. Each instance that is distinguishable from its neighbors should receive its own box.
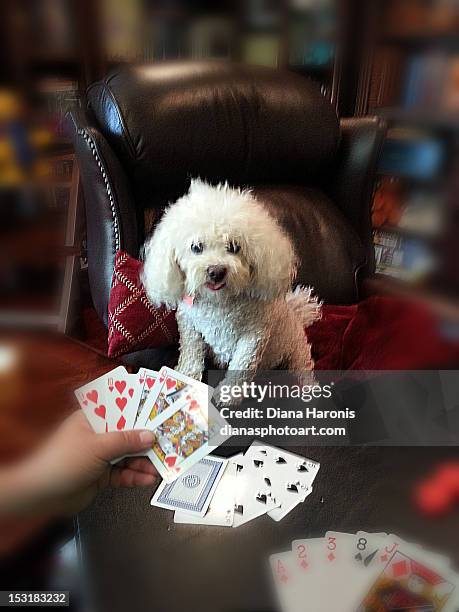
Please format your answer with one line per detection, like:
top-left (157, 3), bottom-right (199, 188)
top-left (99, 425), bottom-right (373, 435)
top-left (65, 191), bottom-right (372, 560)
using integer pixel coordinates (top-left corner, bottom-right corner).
top-left (95, 430), bottom-right (155, 462)
top-left (110, 467), bottom-right (157, 488)
top-left (124, 458), bottom-right (158, 475)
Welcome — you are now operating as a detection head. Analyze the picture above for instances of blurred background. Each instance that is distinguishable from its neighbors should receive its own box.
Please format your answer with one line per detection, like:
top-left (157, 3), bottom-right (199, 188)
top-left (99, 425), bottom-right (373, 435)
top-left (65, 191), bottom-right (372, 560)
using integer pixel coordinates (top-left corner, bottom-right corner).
top-left (1, 0), bottom-right (459, 604)
top-left (1, 0), bottom-right (459, 334)
top-left (0, 0), bottom-right (459, 331)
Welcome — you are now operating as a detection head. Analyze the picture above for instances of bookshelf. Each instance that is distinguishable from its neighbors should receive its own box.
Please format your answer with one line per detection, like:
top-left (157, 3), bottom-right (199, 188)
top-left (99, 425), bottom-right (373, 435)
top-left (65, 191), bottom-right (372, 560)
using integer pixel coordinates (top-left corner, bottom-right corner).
top-left (1, 0), bottom-right (363, 147)
top-left (355, 0), bottom-right (459, 299)
top-left (0, 152), bottom-right (81, 332)
top-left (0, 0), bottom-right (365, 331)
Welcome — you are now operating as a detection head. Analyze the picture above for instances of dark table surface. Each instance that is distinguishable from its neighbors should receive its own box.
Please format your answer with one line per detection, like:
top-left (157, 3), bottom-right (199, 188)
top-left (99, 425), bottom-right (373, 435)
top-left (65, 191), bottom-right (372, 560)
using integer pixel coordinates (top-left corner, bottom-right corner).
top-left (77, 446), bottom-right (459, 612)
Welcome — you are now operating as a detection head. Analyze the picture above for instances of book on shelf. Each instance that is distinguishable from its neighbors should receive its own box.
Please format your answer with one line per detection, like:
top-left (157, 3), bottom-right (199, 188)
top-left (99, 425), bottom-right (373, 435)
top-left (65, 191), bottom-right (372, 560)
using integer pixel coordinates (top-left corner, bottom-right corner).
top-left (288, 3), bottom-right (335, 68)
top-left (383, 0), bottom-right (459, 37)
top-left (102, 0), bottom-right (143, 62)
top-left (402, 51), bottom-right (459, 110)
top-left (372, 177), bottom-right (445, 238)
top-left (444, 56), bottom-right (459, 110)
top-left (373, 228), bottom-right (434, 281)
top-left (189, 17), bottom-right (234, 60)
top-left (32, 0), bottom-right (76, 58)
top-left (146, 20), bottom-right (187, 61)
top-left (37, 78), bottom-right (80, 138)
top-left (243, 0), bottom-right (282, 30)
top-left (368, 46), bottom-right (405, 111)
top-left (242, 34), bottom-right (280, 68)
top-left (378, 127), bottom-right (445, 180)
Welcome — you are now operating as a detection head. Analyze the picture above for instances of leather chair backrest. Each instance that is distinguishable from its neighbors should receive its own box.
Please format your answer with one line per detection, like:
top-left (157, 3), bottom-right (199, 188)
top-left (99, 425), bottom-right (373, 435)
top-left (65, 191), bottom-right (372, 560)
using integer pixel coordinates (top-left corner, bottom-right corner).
top-left (87, 61), bottom-right (340, 209)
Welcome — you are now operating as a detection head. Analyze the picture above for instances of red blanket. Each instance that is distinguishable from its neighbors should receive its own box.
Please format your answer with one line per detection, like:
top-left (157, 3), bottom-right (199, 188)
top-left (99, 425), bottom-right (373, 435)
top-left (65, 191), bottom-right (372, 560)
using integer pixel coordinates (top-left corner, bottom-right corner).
top-left (309, 296), bottom-right (459, 370)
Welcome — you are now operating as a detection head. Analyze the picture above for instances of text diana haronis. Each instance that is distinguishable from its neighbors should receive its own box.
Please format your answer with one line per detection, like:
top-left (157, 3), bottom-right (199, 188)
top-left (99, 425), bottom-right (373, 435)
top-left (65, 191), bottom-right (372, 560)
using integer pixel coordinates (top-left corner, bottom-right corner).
top-left (219, 406), bottom-right (356, 420)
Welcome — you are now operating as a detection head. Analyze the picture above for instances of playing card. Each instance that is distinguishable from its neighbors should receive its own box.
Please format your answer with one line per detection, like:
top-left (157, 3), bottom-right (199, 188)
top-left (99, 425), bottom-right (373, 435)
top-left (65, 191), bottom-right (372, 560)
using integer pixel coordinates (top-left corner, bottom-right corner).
top-left (133, 368), bottom-right (158, 428)
top-left (329, 531), bottom-right (456, 612)
top-left (174, 460), bottom-right (237, 526)
top-left (355, 531), bottom-right (450, 576)
top-left (145, 391), bottom-right (229, 483)
top-left (270, 533), bottom-right (459, 612)
top-left (358, 545), bottom-right (458, 611)
top-left (319, 531), bottom-right (382, 611)
top-left (151, 455), bottom-right (227, 516)
top-left (75, 366), bottom-right (127, 433)
top-left (270, 551), bottom-right (301, 612)
top-left (136, 366), bottom-right (211, 429)
top-left (231, 454), bottom-right (280, 528)
top-left (244, 443), bottom-right (319, 521)
top-left (291, 537), bottom-right (328, 611)
top-left (104, 370), bottom-right (143, 431)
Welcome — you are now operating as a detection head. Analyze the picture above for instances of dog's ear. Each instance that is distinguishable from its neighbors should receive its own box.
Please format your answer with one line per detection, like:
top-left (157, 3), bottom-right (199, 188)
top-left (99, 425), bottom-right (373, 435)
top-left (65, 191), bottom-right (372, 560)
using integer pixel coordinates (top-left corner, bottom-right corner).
top-left (247, 212), bottom-right (297, 301)
top-left (141, 209), bottom-right (185, 309)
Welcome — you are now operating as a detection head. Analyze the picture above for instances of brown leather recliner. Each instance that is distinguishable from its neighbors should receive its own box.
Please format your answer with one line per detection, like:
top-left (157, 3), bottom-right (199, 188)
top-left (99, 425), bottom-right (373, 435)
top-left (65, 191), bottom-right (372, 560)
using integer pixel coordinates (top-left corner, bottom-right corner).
top-left (69, 61), bottom-right (386, 369)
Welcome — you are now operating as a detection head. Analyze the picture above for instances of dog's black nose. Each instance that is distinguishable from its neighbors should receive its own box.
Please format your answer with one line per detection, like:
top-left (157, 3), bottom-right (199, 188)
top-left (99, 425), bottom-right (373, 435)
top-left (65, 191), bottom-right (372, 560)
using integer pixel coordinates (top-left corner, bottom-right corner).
top-left (207, 265), bottom-right (227, 283)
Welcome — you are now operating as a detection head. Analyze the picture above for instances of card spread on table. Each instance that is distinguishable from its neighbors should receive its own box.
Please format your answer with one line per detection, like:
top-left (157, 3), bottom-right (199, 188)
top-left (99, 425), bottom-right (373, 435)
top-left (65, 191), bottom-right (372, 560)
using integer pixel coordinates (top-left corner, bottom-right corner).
top-left (166, 442), bottom-right (319, 528)
top-left (76, 371), bottom-right (321, 523)
top-left (270, 531), bottom-right (459, 612)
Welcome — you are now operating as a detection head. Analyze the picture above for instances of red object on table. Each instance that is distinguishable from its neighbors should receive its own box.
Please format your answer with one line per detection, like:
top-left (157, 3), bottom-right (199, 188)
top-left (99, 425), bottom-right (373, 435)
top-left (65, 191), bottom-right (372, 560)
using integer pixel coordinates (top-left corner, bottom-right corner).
top-left (414, 480), bottom-right (453, 516)
top-left (436, 463), bottom-right (459, 491)
top-left (414, 461), bottom-right (459, 517)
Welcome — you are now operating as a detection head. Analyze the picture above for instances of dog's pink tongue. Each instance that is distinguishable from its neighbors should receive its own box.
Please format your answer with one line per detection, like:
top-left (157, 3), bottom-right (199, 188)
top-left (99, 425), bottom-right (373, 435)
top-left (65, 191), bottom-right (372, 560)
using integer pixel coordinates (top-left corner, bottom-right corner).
top-left (206, 282), bottom-right (226, 291)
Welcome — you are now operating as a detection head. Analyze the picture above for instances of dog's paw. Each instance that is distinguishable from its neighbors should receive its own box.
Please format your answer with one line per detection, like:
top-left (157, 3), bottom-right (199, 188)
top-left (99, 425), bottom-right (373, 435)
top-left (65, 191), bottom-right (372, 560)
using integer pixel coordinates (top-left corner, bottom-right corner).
top-left (175, 365), bottom-right (203, 382)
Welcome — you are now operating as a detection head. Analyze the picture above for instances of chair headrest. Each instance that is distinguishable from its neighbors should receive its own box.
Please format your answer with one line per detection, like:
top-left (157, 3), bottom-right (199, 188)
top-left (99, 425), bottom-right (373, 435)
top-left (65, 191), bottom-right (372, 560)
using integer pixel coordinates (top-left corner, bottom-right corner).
top-left (88, 61), bottom-right (340, 196)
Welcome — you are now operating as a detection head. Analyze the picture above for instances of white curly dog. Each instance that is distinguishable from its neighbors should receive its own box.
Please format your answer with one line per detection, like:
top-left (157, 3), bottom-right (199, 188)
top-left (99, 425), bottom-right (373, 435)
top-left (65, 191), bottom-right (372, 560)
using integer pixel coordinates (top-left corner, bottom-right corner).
top-left (142, 179), bottom-right (320, 400)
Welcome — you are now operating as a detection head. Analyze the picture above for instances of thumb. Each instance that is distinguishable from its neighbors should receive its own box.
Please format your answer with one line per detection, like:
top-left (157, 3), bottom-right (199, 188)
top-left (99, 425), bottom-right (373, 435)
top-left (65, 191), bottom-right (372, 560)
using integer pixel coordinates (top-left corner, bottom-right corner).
top-left (96, 429), bottom-right (155, 461)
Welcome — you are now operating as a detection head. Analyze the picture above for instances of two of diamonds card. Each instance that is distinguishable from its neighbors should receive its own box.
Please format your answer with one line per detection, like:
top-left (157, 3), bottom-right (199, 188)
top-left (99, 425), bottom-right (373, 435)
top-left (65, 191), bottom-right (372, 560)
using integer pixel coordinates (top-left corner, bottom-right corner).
top-left (270, 531), bottom-right (459, 612)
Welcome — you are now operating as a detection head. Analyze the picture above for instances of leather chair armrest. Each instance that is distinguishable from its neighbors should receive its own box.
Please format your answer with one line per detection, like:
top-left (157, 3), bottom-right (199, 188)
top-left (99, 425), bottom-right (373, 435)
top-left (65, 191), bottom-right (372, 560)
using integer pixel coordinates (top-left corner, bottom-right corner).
top-left (67, 108), bottom-right (140, 326)
top-left (323, 117), bottom-right (387, 275)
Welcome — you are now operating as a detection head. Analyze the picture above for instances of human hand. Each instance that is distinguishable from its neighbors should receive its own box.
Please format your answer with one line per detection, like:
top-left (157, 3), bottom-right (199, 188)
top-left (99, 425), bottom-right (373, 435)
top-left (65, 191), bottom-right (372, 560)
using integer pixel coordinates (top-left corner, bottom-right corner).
top-left (2, 410), bottom-right (159, 516)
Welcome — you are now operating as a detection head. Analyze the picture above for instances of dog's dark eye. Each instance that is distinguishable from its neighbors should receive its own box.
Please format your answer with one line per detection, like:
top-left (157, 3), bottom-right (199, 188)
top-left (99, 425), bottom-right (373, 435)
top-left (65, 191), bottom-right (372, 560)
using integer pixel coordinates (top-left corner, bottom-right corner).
top-left (226, 241), bottom-right (241, 254)
top-left (191, 241), bottom-right (204, 254)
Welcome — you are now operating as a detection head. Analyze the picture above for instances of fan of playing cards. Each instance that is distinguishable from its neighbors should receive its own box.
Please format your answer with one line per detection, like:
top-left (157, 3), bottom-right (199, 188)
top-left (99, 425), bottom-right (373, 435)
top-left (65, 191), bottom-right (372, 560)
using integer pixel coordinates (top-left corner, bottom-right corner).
top-left (75, 365), bottom-right (229, 483)
top-left (152, 441), bottom-right (320, 527)
top-left (271, 531), bottom-right (459, 611)
top-left (75, 366), bottom-right (320, 527)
